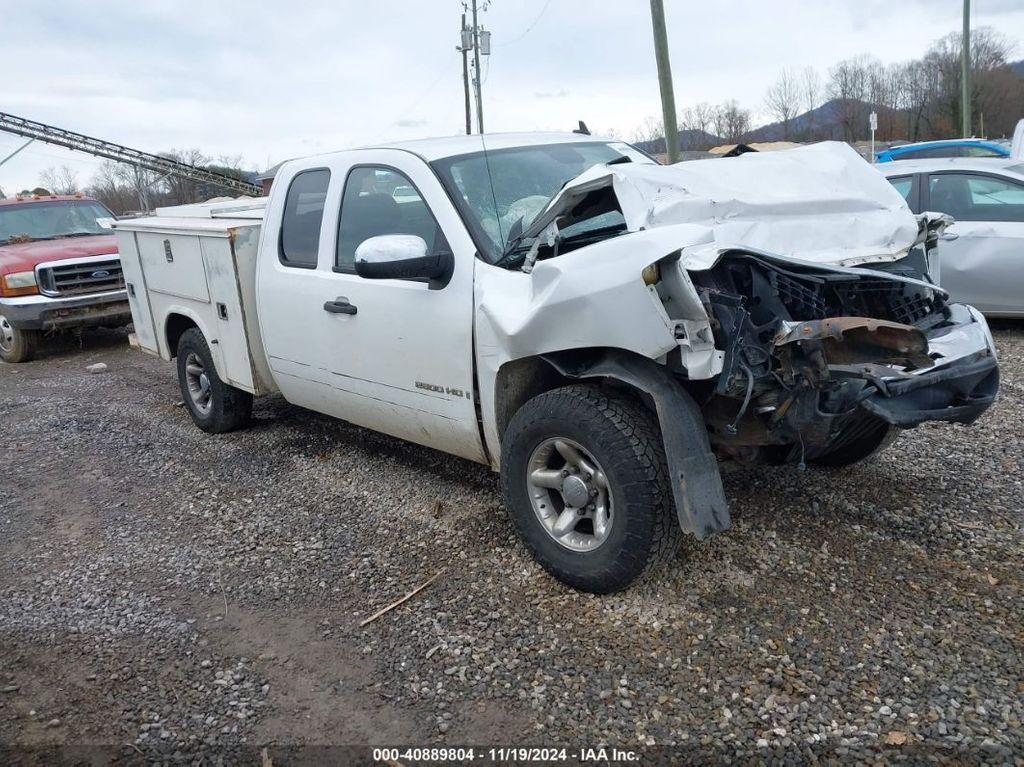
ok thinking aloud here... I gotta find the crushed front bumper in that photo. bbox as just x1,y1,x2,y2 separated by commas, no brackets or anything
0,290,131,331
774,303,998,429
859,304,998,426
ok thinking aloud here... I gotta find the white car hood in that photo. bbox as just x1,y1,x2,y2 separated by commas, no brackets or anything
526,141,921,268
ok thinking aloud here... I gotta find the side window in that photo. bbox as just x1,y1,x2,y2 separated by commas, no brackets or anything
279,169,330,268
929,173,1024,223
900,146,958,160
962,145,1004,158
336,166,449,273
888,176,913,203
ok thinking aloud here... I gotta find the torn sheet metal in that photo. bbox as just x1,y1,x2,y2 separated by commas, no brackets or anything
523,142,921,268
773,317,933,370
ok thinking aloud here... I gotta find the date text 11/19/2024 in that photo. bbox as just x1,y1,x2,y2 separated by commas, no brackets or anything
373,746,641,763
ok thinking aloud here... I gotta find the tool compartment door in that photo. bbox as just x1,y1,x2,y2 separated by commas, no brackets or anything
114,229,160,354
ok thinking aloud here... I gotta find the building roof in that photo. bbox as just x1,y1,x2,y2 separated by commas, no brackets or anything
708,141,803,156
255,161,287,182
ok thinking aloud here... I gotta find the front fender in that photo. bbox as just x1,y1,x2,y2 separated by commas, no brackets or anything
543,350,730,539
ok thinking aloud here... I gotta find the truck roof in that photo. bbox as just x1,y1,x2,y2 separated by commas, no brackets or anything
374,131,612,162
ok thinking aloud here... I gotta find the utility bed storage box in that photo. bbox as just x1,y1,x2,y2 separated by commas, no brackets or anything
113,199,275,396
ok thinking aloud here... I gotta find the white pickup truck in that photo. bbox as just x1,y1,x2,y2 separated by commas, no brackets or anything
114,133,999,593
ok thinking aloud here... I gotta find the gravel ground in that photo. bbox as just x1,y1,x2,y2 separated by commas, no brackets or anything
0,324,1021,764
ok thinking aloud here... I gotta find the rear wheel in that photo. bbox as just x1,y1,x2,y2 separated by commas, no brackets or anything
501,385,681,594
0,315,37,363
176,328,252,433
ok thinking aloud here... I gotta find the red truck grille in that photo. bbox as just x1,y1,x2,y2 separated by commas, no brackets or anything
37,258,125,297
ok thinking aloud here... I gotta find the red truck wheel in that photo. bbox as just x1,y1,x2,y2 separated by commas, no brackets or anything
0,315,37,363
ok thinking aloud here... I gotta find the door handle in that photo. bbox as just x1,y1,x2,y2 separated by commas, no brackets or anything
323,298,357,315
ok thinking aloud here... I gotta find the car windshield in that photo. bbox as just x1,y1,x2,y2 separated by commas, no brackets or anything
0,200,113,245
431,141,649,263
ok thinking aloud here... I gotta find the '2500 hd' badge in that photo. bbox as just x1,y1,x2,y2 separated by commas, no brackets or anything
415,381,471,398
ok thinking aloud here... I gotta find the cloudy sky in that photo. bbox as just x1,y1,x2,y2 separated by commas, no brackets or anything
2,0,1022,192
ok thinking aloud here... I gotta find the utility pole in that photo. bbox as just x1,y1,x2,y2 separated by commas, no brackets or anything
471,0,485,134
961,0,971,137
460,13,472,135
458,2,490,134
649,0,680,163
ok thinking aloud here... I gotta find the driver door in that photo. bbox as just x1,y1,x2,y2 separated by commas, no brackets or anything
258,150,485,463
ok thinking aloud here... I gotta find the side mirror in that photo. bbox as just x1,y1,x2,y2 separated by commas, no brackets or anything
96,217,116,230
354,235,453,289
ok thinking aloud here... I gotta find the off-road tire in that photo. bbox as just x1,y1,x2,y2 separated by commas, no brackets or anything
176,328,252,433
811,418,899,468
0,316,37,364
501,385,681,594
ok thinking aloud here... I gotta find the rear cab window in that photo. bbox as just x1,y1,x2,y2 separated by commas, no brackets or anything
279,169,330,268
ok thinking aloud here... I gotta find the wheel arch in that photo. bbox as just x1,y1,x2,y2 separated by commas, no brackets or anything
528,348,730,540
162,309,227,382
165,312,199,358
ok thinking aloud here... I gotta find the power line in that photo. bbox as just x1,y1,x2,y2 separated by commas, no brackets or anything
373,59,459,141
496,0,553,47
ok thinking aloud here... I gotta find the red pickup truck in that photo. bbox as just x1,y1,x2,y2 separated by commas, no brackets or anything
0,194,131,362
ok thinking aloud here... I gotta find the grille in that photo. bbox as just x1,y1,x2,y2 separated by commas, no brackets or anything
834,278,937,326
37,258,125,297
770,271,827,320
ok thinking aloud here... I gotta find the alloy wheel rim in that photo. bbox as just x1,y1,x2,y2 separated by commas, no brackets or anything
0,316,14,353
526,437,612,552
184,352,213,415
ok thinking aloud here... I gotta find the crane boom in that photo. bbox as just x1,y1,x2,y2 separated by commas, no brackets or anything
0,111,261,196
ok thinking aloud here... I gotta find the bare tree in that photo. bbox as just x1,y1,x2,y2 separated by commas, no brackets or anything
800,67,822,139
828,55,877,141
161,148,208,205
713,101,751,144
87,161,160,214
678,102,717,148
631,115,665,146
39,165,80,195
925,27,1020,138
764,69,802,140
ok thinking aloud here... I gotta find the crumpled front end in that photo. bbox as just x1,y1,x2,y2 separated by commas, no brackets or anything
687,250,998,464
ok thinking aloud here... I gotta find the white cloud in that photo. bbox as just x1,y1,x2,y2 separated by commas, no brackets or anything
1,0,1022,192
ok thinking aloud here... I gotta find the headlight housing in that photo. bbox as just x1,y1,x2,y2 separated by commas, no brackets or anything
0,270,38,297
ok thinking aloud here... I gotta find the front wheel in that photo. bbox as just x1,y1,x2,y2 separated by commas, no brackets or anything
811,417,899,467
501,385,681,594
176,328,252,433
0,315,38,363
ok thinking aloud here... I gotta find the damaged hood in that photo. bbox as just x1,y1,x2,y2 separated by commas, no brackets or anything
525,142,921,268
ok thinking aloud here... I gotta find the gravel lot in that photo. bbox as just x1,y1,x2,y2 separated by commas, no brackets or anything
1,324,1021,763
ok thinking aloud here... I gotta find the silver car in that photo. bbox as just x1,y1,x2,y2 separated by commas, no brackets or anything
879,157,1024,318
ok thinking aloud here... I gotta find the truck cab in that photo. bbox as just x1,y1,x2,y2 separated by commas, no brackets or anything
0,194,131,362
